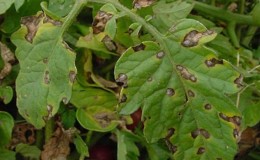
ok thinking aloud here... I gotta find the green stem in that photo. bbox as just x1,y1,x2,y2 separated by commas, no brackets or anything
60,0,87,35
227,21,240,48
44,118,55,143
238,0,245,14
188,0,258,26
241,26,258,47
35,130,44,149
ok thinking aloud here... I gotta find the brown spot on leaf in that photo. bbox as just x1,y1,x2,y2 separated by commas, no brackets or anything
41,127,77,160
197,147,206,154
43,16,62,26
92,11,113,34
156,51,165,59
44,71,50,84
147,77,153,82
219,113,229,121
200,129,210,139
233,129,240,138
229,116,241,126
187,90,195,97
0,42,15,80
132,43,145,51
166,88,175,96
165,139,177,153
234,74,243,88
43,58,48,64
166,128,175,139
205,58,223,67
204,104,212,110
191,129,200,138
116,73,127,87
102,35,117,51
62,97,68,104
69,71,76,83
182,30,215,47
120,94,127,103
191,129,210,139
94,112,115,128
176,65,197,82
21,13,44,43
133,0,155,9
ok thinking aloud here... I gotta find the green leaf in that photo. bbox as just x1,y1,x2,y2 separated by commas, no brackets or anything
115,29,241,159
11,13,77,129
145,140,172,160
71,83,118,132
117,130,140,160
41,0,75,19
151,0,194,33
59,104,76,129
243,102,260,127
76,106,118,132
105,17,117,39
70,82,117,109
0,149,16,160
0,0,14,14
0,111,14,147
14,0,25,11
73,134,89,158
0,86,13,104
76,28,117,57
15,143,41,159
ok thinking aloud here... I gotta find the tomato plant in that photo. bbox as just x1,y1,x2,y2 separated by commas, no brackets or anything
0,0,260,159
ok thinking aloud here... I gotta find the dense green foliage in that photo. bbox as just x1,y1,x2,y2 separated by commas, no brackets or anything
0,0,260,159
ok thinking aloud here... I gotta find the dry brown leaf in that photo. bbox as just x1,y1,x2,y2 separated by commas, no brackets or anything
41,127,77,160
0,42,15,80
133,0,156,9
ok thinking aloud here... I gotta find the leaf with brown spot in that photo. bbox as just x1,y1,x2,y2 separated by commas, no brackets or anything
11,12,76,129
115,19,241,160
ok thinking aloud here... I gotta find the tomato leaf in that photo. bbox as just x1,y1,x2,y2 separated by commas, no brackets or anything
117,130,140,160
11,13,77,129
0,111,14,147
115,19,241,159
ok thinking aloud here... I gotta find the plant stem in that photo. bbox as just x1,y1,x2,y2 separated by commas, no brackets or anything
227,21,240,48
60,0,87,35
188,0,258,26
45,118,55,143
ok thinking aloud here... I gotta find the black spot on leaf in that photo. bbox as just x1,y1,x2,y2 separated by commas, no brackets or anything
147,77,153,82
166,88,175,96
156,51,165,59
204,104,212,110
182,30,215,47
132,43,145,51
205,58,223,67
197,147,206,154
